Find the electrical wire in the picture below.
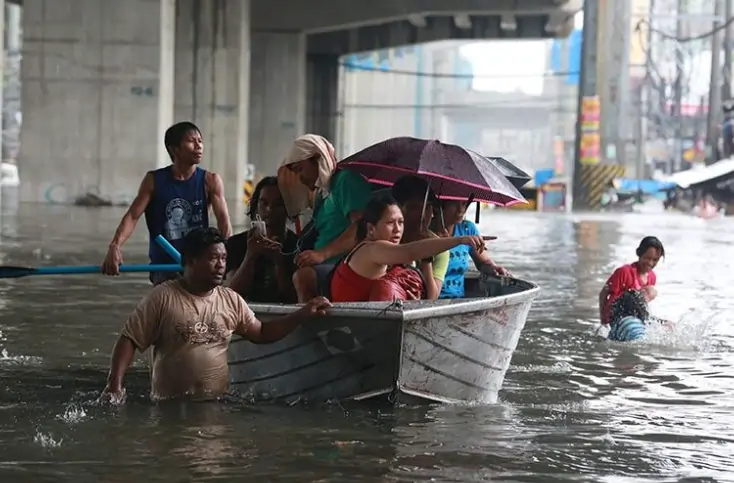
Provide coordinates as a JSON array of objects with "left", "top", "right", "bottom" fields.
[
  {"left": 634, "top": 15, "right": 734, "bottom": 43},
  {"left": 635, "top": 6, "right": 724, "bottom": 141},
  {"left": 634, "top": 16, "right": 702, "bottom": 139},
  {"left": 339, "top": 63, "right": 580, "bottom": 79}
]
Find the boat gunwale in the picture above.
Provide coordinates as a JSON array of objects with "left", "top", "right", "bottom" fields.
[{"left": 245, "top": 276, "right": 540, "bottom": 321}]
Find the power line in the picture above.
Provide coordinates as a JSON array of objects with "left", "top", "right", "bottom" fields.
[
  {"left": 635, "top": 15, "right": 734, "bottom": 42},
  {"left": 340, "top": 63, "right": 580, "bottom": 79},
  {"left": 343, "top": 102, "right": 578, "bottom": 111}
]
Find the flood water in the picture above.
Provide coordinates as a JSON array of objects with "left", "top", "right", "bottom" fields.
[{"left": 0, "top": 202, "right": 733, "bottom": 482}]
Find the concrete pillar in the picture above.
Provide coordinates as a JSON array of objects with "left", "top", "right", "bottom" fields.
[
  {"left": 0, "top": 1, "right": 5, "bottom": 168},
  {"left": 0, "top": 0, "right": 4, "bottom": 214},
  {"left": 19, "top": 0, "right": 176, "bottom": 204},
  {"left": 174, "top": 0, "right": 250, "bottom": 207},
  {"left": 4, "top": 2, "right": 21, "bottom": 163},
  {"left": 249, "top": 31, "right": 306, "bottom": 179},
  {"left": 305, "top": 53, "right": 339, "bottom": 142}
]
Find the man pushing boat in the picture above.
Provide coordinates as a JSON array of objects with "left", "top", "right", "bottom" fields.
[
  {"left": 101, "top": 122, "right": 233, "bottom": 285},
  {"left": 99, "top": 227, "right": 331, "bottom": 404}
]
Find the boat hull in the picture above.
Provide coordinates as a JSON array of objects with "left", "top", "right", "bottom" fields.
[
  {"left": 398, "top": 296, "right": 532, "bottom": 404},
  {"left": 228, "top": 272, "right": 539, "bottom": 405}
]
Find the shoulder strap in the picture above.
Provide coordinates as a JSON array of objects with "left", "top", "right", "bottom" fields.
[{"left": 344, "top": 241, "right": 368, "bottom": 264}]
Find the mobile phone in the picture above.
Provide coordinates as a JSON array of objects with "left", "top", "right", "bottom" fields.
[{"left": 250, "top": 218, "right": 266, "bottom": 237}]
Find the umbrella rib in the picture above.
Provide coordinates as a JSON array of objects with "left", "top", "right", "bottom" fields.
[{"left": 339, "top": 161, "right": 500, "bottom": 194}]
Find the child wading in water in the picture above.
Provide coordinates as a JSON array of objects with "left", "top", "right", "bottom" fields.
[
  {"left": 599, "top": 236, "right": 665, "bottom": 326},
  {"left": 607, "top": 289, "right": 672, "bottom": 341}
]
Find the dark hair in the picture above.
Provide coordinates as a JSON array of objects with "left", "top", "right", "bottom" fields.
[
  {"left": 247, "top": 176, "right": 279, "bottom": 218},
  {"left": 181, "top": 227, "right": 225, "bottom": 265},
  {"left": 357, "top": 195, "right": 399, "bottom": 241},
  {"left": 610, "top": 289, "right": 649, "bottom": 325},
  {"left": 636, "top": 236, "right": 665, "bottom": 258},
  {"left": 164, "top": 121, "right": 201, "bottom": 161},
  {"left": 392, "top": 176, "right": 437, "bottom": 206}
]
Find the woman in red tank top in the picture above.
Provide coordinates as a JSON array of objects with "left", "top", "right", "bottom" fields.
[
  {"left": 330, "top": 195, "right": 490, "bottom": 303},
  {"left": 599, "top": 236, "right": 665, "bottom": 325}
]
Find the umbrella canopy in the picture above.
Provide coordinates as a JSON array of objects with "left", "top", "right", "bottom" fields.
[
  {"left": 480, "top": 155, "right": 532, "bottom": 190},
  {"left": 338, "top": 137, "right": 527, "bottom": 207}
]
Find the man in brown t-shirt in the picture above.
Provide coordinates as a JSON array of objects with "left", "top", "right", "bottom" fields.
[{"left": 100, "top": 227, "right": 331, "bottom": 403}]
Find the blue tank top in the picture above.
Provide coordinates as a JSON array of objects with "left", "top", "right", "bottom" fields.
[
  {"left": 439, "top": 220, "right": 480, "bottom": 299},
  {"left": 145, "top": 166, "right": 209, "bottom": 264}
]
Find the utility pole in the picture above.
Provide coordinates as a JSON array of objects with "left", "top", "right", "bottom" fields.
[
  {"left": 572, "top": 0, "right": 600, "bottom": 211},
  {"left": 599, "top": 0, "right": 632, "bottom": 168},
  {"left": 637, "top": 0, "right": 656, "bottom": 181},
  {"left": 707, "top": 0, "right": 725, "bottom": 164},
  {"left": 723, "top": 0, "right": 732, "bottom": 101},
  {"left": 672, "top": 0, "right": 686, "bottom": 174}
]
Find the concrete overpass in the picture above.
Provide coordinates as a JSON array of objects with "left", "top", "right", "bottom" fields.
[{"left": 13, "top": 0, "right": 580, "bottom": 206}]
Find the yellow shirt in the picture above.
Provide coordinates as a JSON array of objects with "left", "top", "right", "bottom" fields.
[{"left": 410, "top": 231, "right": 449, "bottom": 282}]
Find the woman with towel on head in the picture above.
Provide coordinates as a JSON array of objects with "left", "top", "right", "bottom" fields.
[{"left": 277, "top": 134, "right": 373, "bottom": 302}]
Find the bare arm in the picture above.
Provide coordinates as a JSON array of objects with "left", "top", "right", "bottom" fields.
[
  {"left": 207, "top": 172, "right": 232, "bottom": 238},
  {"left": 470, "top": 248, "right": 498, "bottom": 269},
  {"left": 362, "top": 236, "right": 477, "bottom": 267},
  {"left": 598, "top": 285, "right": 609, "bottom": 322},
  {"left": 419, "top": 261, "right": 441, "bottom": 300},
  {"left": 319, "top": 211, "right": 362, "bottom": 259},
  {"left": 105, "top": 335, "right": 136, "bottom": 390},
  {"left": 106, "top": 290, "right": 160, "bottom": 389},
  {"left": 237, "top": 312, "right": 306, "bottom": 344},
  {"left": 233, "top": 296, "right": 329, "bottom": 344},
  {"left": 109, "top": 172, "right": 155, "bottom": 247}
]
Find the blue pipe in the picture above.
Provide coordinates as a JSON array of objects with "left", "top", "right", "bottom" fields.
[
  {"left": 155, "top": 235, "right": 182, "bottom": 264},
  {"left": 32, "top": 264, "right": 182, "bottom": 275}
]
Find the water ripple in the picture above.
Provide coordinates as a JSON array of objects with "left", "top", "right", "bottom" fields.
[{"left": 0, "top": 205, "right": 733, "bottom": 480}]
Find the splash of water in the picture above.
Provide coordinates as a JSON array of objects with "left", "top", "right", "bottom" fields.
[
  {"left": 0, "top": 347, "right": 43, "bottom": 365},
  {"left": 33, "top": 430, "right": 63, "bottom": 448},
  {"left": 56, "top": 403, "right": 87, "bottom": 424},
  {"left": 643, "top": 308, "right": 723, "bottom": 350},
  {"left": 591, "top": 309, "right": 725, "bottom": 350}
]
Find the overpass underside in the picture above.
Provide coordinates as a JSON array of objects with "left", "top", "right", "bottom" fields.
[{"left": 17, "top": 0, "right": 579, "bottom": 206}]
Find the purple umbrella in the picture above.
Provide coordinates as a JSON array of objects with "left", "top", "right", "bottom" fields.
[{"left": 337, "top": 137, "right": 526, "bottom": 207}]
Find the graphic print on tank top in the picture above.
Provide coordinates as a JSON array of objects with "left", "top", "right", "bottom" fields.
[{"left": 164, "top": 197, "right": 204, "bottom": 241}]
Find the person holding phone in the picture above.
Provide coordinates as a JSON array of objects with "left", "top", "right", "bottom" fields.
[{"left": 225, "top": 177, "right": 298, "bottom": 303}]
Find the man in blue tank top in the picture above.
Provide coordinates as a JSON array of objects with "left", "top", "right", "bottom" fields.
[{"left": 102, "top": 122, "right": 233, "bottom": 284}]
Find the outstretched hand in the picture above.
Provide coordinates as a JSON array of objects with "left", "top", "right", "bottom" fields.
[
  {"left": 460, "top": 235, "right": 487, "bottom": 254},
  {"left": 298, "top": 296, "right": 332, "bottom": 317}
]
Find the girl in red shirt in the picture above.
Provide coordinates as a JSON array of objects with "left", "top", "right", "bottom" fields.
[{"left": 599, "top": 236, "right": 665, "bottom": 325}]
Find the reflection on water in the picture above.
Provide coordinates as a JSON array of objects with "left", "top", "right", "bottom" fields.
[{"left": 0, "top": 204, "right": 733, "bottom": 481}]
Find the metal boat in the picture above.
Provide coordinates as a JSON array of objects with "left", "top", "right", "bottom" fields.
[{"left": 228, "top": 268, "right": 540, "bottom": 405}]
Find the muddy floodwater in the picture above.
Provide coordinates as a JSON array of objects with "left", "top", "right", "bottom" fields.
[{"left": 0, "top": 203, "right": 732, "bottom": 482}]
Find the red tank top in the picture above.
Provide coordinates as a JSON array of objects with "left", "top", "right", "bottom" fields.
[{"left": 330, "top": 243, "right": 378, "bottom": 302}]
